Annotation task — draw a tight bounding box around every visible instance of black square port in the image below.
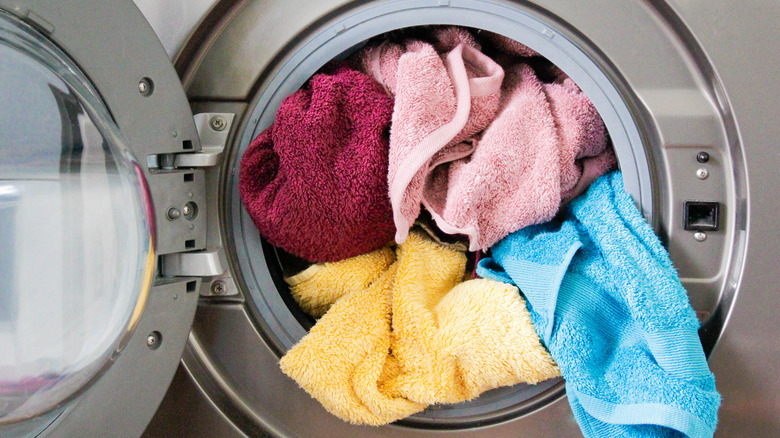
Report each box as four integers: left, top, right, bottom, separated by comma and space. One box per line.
684, 201, 720, 231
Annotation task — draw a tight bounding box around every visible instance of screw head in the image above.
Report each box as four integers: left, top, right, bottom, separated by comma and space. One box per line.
211, 280, 228, 296
183, 201, 198, 220
210, 115, 227, 131
696, 168, 709, 180
696, 151, 710, 163
146, 331, 162, 350
694, 232, 707, 242
138, 77, 153, 96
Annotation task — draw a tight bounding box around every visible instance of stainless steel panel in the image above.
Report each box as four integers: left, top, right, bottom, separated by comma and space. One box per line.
665, 0, 780, 435
133, 0, 219, 59
146, 304, 582, 437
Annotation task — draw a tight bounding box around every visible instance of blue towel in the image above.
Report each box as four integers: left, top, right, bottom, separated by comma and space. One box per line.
477, 171, 720, 438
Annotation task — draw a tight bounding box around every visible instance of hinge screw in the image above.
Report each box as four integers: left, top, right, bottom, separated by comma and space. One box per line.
211, 280, 228, 296
210, 115, 227, 131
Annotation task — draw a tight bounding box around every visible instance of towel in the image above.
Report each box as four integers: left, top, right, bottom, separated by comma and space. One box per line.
422, 64, 614, 251
482, 31, 539, 57
477, 171, 720, 438
238, 64, 395, 263
353, 28, 505, 244
284, 246, 396, 318
280, 231, 560, 425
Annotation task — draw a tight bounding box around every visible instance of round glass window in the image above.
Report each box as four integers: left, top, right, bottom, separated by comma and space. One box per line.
0, 12, 154, 424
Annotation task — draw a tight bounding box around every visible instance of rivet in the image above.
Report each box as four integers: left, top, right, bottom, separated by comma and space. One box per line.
694, 232, 707, 242
167, 207, 181, 220
696, 168, 709, 180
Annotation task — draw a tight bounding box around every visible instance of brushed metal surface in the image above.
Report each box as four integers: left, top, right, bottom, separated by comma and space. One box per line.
664, 0, 780, 435
133, 0, 219, 59
147, 304, 582, 437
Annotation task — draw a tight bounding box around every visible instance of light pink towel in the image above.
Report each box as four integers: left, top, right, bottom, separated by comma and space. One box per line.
355, 28, 505, 244
422, 64, 615, 251
547, 77, 617, 201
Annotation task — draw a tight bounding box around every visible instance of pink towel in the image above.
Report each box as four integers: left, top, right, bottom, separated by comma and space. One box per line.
422, 64, 614, 251
354, 29, 505, 244
482, 31, 539, 57
239, 65, 396, 262
547, 77, 616, 201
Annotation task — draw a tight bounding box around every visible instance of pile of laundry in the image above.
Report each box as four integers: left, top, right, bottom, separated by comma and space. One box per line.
239, 26, 720, 438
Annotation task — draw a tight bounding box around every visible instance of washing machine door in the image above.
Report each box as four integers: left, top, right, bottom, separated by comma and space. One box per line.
0, 1, 213, 436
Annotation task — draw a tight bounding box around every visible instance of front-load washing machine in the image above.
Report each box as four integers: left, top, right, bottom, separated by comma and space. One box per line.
1, 0, 779, 436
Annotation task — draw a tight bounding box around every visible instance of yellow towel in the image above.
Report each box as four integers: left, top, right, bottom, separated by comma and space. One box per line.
280, 231, 560, 425
284, 246, 395, 317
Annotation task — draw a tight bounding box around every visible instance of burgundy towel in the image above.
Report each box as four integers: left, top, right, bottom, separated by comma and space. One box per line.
354, 28, 505, 244
239, 65, 395, 262
422, 64, 614, 251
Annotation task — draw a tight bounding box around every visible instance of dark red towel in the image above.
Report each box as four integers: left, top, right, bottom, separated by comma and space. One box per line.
239, 65, 396, 262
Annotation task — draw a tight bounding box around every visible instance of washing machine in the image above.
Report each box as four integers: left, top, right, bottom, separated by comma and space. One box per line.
1, 0, 779, 436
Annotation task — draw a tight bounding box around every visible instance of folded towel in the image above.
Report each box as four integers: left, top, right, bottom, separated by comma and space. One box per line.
422, 64, 613, 251
238, 64, 395, 262
354, 30, 505, 244
280, 231, 560, 425
477, 171, 720, 438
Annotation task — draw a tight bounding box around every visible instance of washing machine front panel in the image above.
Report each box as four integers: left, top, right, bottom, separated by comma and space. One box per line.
0, 0, 206, 436
139, 0, 756, 436
667, 0, 780, 435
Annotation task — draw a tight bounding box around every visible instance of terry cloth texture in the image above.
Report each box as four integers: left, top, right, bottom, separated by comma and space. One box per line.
353, 27, 506, 244
477, 171, 720, 438
423, 64, 615, 251
238, 64, 395, 263
481, 31, 539, 57
280, 230, 560, 425
284, 246, 396, 318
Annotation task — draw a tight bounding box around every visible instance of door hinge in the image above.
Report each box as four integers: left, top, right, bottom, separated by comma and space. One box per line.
160, 248, 227, 277
146, 113, 234, 170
